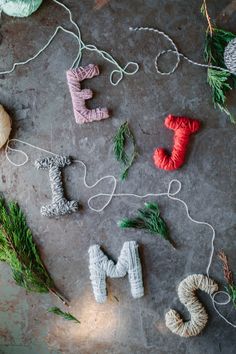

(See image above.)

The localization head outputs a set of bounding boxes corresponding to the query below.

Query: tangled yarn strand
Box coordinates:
[129,26,180,75]
[5,138,58,167]
[4,139,236,328]
[52,0,82,68]
[83,43,139,85]
[54,0,138,83]
[129,26,235,76]
[52,0,139,84]
[0,0,139,85]
[0,26,81,75]
[52,0,82,40]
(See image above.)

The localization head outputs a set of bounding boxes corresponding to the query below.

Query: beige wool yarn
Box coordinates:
[165,274,218,337]
[0,105,11,148]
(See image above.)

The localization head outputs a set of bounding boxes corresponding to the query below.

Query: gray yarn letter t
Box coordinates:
[35,156,79,217]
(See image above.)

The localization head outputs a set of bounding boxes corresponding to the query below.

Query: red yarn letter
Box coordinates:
[67,64,109,124]
[153,115,200,171]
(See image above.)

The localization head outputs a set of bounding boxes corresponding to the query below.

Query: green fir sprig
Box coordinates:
[0,197,68,305]
[48,307,80,324]
[113,121,137,180]
[201,2,236,122]
[118,202,175,248]
[207,68,231,109]
[205,29,236,123]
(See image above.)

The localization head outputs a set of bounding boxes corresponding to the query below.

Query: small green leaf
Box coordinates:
[48,307,80,324]
[113,122,137,180]
[227,284,236,308]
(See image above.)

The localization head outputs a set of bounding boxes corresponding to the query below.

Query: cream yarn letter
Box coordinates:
[88,241,144,303]
[165,274,218,337]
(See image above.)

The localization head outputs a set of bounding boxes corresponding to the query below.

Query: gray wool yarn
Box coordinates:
[35,155,79,217]
[224,38,236,74]
[88,241,144,303]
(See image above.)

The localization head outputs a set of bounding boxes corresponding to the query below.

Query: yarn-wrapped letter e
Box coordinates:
[153,115,200,171]
[88,241,144,303]
[165,274,218,337]
[67,64,109,124]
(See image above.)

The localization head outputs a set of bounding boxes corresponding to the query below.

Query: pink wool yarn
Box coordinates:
[66,64,109,124]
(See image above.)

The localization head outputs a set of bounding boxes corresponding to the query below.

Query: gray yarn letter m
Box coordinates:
[89,241,144,303]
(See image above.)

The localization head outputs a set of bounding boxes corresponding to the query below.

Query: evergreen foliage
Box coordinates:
[118,202,174,248]
[113,121,137,180]
[48,307,80,324]
[201,1,236,122]
[0,198,67,305]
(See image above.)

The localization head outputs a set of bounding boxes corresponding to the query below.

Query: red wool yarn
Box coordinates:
[153,115,200,171]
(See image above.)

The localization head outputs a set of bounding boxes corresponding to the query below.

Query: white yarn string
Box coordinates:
[4,138,235,328]
[0,0,139,85]
[129,26,236,76]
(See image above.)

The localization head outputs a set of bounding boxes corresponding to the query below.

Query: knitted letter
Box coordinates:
[153,115,200,170]
[66,64,109,124]
[35,156,79,217]
[88,241,144,303]
[165,274,218,337]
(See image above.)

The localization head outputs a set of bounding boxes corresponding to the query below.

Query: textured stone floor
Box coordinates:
[0,0,235,353]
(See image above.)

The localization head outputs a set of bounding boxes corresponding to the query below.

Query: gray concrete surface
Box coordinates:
[0,0,235,353]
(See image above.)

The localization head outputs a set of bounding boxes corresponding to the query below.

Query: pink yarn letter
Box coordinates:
[66,64,109,124]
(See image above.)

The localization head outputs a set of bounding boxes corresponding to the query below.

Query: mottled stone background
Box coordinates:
[0,0,235,353]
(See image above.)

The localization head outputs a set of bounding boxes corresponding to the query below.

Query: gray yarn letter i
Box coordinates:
[35,156,79,217]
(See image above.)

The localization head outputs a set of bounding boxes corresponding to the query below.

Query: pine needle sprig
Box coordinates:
[218,251,236,308]
[0,197,68,305]
[204,28,235,66]
[48,307,80,324]
[118,202,175,248]
[202,19,236,122]
[207,68,232,114]
[113,121,137,180]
